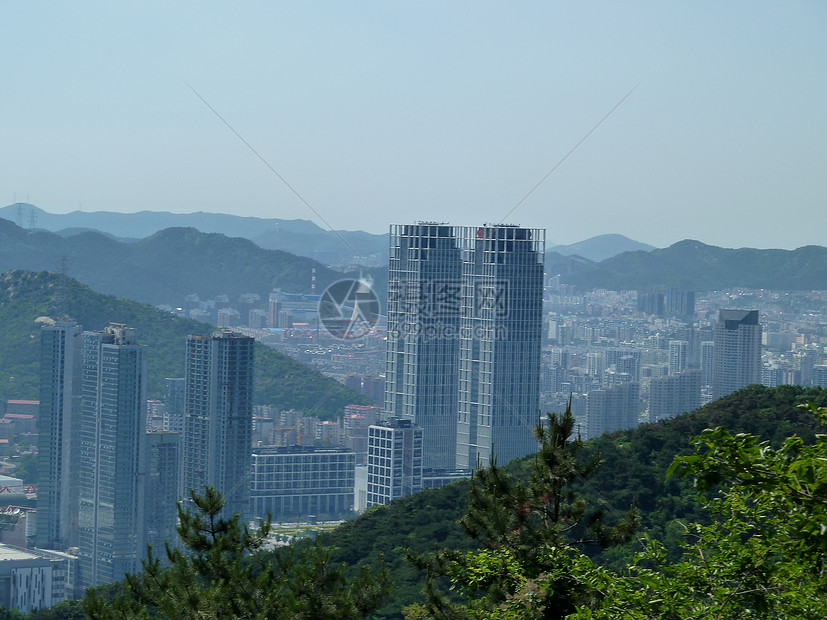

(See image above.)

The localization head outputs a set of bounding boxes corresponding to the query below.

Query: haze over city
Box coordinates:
[3,2,826,250]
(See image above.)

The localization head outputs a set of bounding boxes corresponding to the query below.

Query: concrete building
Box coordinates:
[183,332,254,519]
[144,431,180,555]
[668,340,688,375]
[649,369,702,422]
[163,378,185,434]
[250,446,355,521]
[77,325,148,589]
[0,544,74,613]
[36,322,82,551]
[456,225,545,469]
[712,310,762,400]
[366,419,423,507]
[385,223,462,470]
[586,382,640,439]
[700,341,714,386]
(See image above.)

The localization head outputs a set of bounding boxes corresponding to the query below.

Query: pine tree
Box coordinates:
[84,487,390,619]
[408,401,639,619]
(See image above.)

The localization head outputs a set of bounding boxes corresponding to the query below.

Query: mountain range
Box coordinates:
[0,203,389,267]
[0,218,387,306]
[548,233,655,261]
[1,203,659,264]
[548,239,827,290]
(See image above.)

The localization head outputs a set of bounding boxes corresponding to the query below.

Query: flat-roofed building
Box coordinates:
[250,446,355,521]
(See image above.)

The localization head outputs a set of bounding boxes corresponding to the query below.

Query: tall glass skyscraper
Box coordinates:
[385,224,461,470]
[455,225,545,469]
[385,223,544,472]
[77,325,148,589]
[36,321,82,551]
[183,332,254,519]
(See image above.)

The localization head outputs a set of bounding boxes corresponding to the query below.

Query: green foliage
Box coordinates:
[574,402,827,618]
[0,270,370,417]
[409,403,638,619]
[282,386,827,617]
[84,487,390,619]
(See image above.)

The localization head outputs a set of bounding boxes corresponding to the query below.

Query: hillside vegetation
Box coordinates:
[302,384,827,617]
[547,239,827,290]
[0,270,370,417]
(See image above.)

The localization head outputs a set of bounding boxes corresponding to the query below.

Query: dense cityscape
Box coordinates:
[0,214,825,615]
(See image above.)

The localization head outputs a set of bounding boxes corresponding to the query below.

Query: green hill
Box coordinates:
[0,218,387,306]
[548,239,827,291]
[303,384,827,617]
[0,270,370,417]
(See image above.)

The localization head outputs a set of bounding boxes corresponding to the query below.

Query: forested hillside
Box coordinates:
[547,239,827,290]
[303,384,827,616]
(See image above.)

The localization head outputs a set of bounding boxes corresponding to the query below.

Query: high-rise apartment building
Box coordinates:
[183,332,254,519]
[649,369,701,422]
[712,310,762,400]
[144,431,180,555]
[700,341,715,386]
[77,325,147,589]
[385,223,462,470]
[668,340,688,375]
[366,419,423,507]
[456,225,544,469]
[36,321,82,551]
[586,381,640,439]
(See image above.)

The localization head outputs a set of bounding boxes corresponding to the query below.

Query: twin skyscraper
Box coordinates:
[384,223,545,470]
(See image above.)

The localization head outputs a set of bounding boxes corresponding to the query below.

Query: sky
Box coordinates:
[2,2,826,249]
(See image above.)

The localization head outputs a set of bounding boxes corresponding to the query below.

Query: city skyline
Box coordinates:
[2,3,826,250]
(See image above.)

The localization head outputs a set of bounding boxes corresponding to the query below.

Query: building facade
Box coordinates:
[250,446,356,520]
[36,321,82,551]
[183,332,254,519]
[649,369,702,422]
[144,431,180,555]
[712,310,762,400]
[586,381,640,439]
[77,325,147,589]
[456,225,544,469]
[385,223,462,470]
[366,419,423,507]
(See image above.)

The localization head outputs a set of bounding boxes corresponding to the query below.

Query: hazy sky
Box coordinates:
[2,2,825,249]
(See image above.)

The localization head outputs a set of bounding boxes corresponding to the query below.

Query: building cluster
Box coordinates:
[32,324,260,600]
[10,221,826,613]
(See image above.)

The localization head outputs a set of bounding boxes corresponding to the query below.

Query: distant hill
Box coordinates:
[0,218,387,306]
[0,270,371,418]
[300,384,827,616]
[548,234,656,262]
[0,203,389,266]
[546,239,827,291]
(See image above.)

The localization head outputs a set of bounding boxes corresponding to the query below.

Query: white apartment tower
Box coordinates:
[366,419,423,507]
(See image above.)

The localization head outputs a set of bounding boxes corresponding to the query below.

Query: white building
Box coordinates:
[367,419,423,507]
